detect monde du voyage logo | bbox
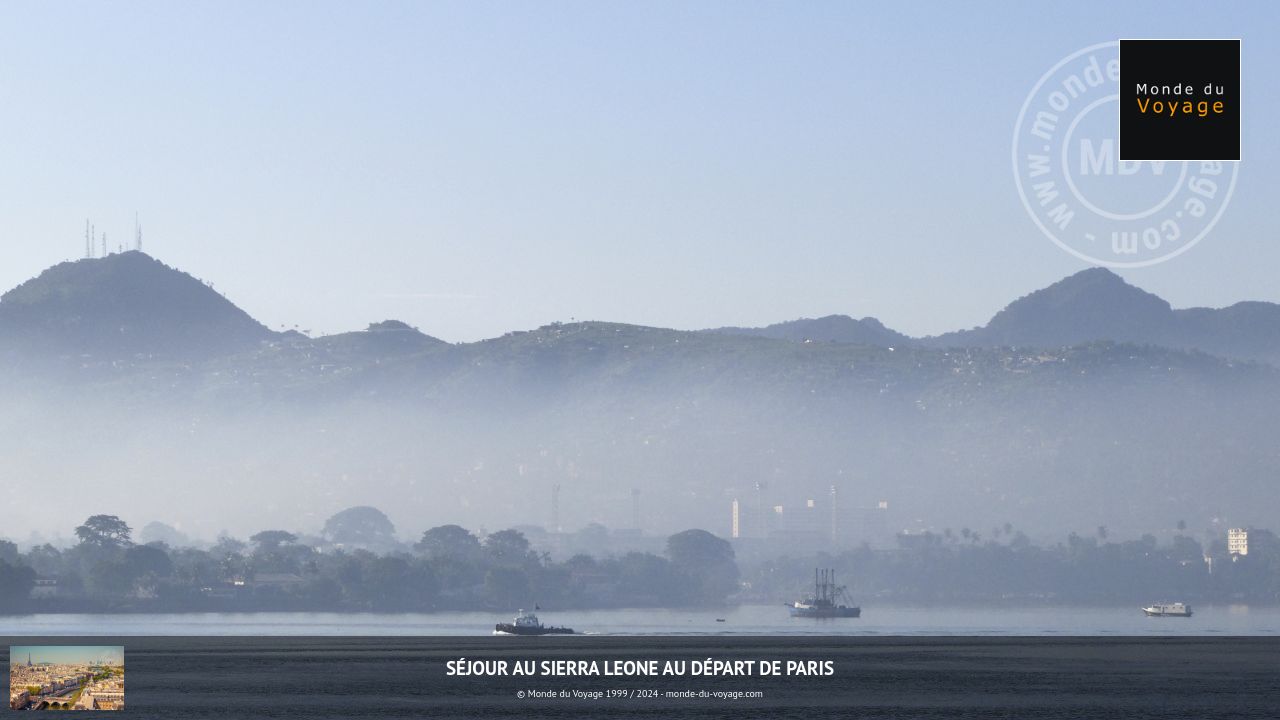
[1013,40,1240,267]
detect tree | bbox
[485,529,532,565]
[1169,535,1203,564]
[667,529,735,569]
[0,561,35,610]
[614,552,680,604]
[139,521,189,547]
[322,506,397,548]
[0,539,20,565]
[166,547,223,587]
[75,515,133,549]
[24,544,62,577]
[212,534,247,557]
[360,556,438,610]
[484,567,531,609]
[250,530,298,551]
[565,554,598,573]
[248,531,309,574]
[124,544,174,582]
[87,559,133,597]
[665,529,739,604]
[416,525,480,560]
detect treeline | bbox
[744,528,1280,604]
[0,508,739,613]
[7,510,1280,613]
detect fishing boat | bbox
[788,568,861,618]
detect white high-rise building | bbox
[1228,528,1249,556]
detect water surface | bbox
[4,604,1278,636]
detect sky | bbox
[0,1,1276,342]
[9,645,124,666]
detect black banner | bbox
[7,636,1279,719]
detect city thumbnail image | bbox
[9,646,123,711]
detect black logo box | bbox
[1119,39,1241,161]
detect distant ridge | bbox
[5,252,1280,365]
[921,268,1280,364]
[708,315,913,347]
[312,320,448,356]
[708,269,1280,365]
[0,251,274,359]
[2,253,1280,537]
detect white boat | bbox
[1142,602,1192,617]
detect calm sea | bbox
[3,603,1278,636]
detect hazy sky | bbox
[0,1,1275,342]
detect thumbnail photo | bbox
[8,646,124,711]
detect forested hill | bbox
[711,267,1280,366]
[0,253,1277,542]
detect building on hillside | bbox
[1228,528,1249,556]
[29,578,58,599]
[1228,527,1280,560]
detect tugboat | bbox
[788,568,861,618]
[494,609,575,635]
[1142,602,1193,617]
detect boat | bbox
[1142,602,1193,617]
[788,568,861,618]
[494,609,575,635]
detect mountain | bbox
[0,251,275,359]
[3,253,1280,541]
[1172,301,1280,363]
[711,269,1280,365]
[10,254,1280,365]
[926,268,1178,349]
[924,268,1280,364]
[707,315,913,347]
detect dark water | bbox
[6,636,1277,719]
